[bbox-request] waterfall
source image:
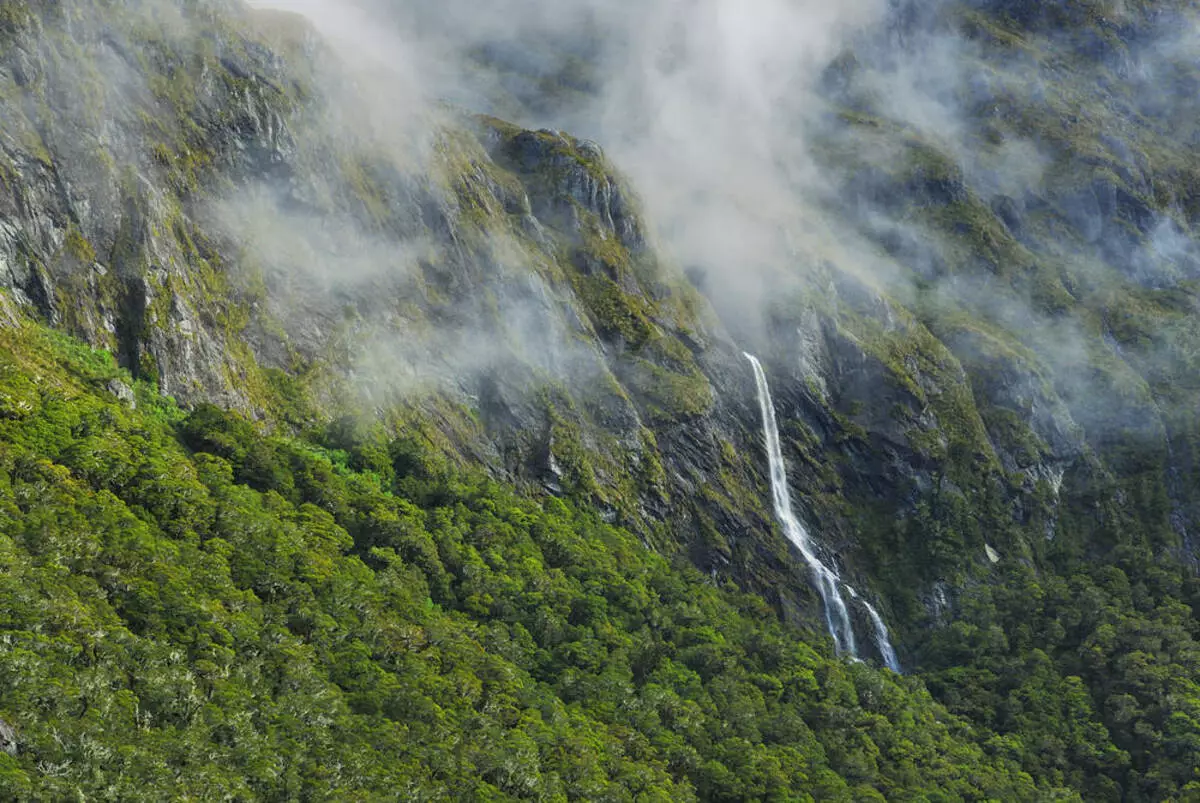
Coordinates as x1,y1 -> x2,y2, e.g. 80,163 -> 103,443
862,600 -> 902,673
744,353 -> 901,671
744,353 -> 857,658
846,586 -> 902,673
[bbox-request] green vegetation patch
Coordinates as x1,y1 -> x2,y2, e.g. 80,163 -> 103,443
0,304 -> 1071,801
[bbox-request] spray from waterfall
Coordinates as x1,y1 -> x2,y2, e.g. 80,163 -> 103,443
744,353 -> 901,671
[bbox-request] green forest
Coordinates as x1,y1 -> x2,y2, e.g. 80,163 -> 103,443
0,309 -> 1045,801
0,299 -> 1197,801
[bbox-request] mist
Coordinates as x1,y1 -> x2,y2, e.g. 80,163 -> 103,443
239,0 -> 891,343
228,0 -> 1200,463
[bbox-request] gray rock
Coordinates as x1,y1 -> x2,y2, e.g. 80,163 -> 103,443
106,379 -> 137,408
0,718 -> 17,756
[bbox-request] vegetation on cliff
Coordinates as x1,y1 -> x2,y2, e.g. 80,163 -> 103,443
0,305 -> 1066,801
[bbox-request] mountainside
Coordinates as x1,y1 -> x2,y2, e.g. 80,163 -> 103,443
1,0 -> 1200,799
0,312 -> 1062,800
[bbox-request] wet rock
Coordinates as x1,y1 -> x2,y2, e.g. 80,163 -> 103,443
990,194 -> 1024,237
0,718 -> 16,756
945,327 -> 1085,471
106,378 -> 137,408
909,164 -> 969,206
493,128 -> 643,252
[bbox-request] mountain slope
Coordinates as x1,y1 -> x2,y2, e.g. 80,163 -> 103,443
0,304 -> 1062,800
0,0 -> 1199,799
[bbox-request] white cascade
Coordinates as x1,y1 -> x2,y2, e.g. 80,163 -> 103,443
745,353 -> 902,670
744,353 -> 857,658
862,600 -> 902,673
846,586 -> 902,673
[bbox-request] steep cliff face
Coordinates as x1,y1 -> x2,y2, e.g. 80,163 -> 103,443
811,0 -> 1200,585
0,0 -> 296,409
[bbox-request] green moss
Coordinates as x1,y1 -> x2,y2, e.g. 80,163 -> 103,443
63,226 -> 96,264
957,8 -> 1033,48
981,407 -> 1048,468
708,437 -> 768,517
625,358 -> 713,422
0,1 -> 30,30
18,125 -> 53,168
636,427 -> 669,502
926,199 -> 1027,274
831,407 -> 870,445
52,268 -> 120,353
438,128 -> 527,221
579,215 -> 631,272
0,153 -> 13,192
573,274 -> 653,348
545,400 -> 599,498
839,306 -> 999,482
341,157 -> 390,226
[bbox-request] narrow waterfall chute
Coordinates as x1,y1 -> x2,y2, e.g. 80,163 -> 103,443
744,352 -> 901,671
744,352 -> 857,658
845,586 -> 901,673
862,600 -> 902,673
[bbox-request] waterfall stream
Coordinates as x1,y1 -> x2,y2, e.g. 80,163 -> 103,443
745,353 -> 900,671
862,600 -> 902,673
845,586 -> 902,673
